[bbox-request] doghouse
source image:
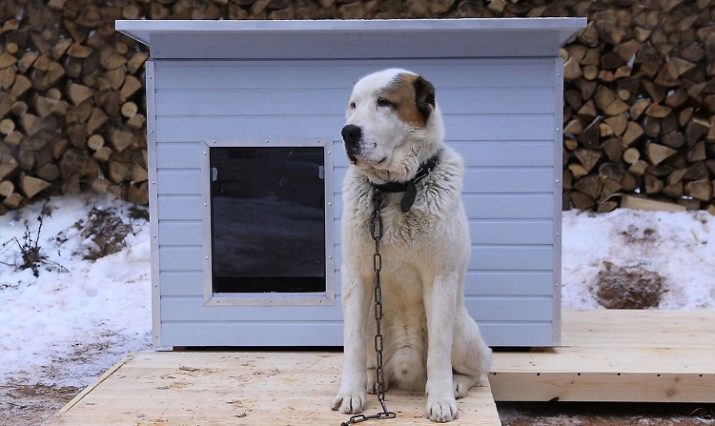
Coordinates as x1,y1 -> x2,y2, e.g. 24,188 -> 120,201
117,18 -> 585,348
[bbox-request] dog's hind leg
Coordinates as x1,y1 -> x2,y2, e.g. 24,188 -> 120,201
451,307 -> 492,399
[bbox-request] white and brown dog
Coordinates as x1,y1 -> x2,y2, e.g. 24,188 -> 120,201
332,69 -> 492,422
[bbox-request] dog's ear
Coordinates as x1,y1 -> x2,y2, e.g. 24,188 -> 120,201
414,76 -> 435,122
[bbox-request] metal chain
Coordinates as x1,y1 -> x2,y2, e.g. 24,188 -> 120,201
340,189 -> 396,426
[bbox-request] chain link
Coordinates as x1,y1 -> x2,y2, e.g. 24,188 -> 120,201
340,189 -> 396,425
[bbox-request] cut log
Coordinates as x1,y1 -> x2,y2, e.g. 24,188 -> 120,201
568,163 -> 589,178
88,134 -> 105,151
19,175 -> 51,199
570,190 -> 595,210
563,57 -> 582,81
111,129 -> 135,152
622,122 -> 644,147
575,149 -> 602,173
93,146 -> 113,162
645,103 -> 672,118
604,113 -> 627,136
685,117 -> 710,144
0,118 -> 15,135
67,83 -> 94,106
574,175 -> 602,199
119,76 -> 142,102
644,174 -> 664,194
121,101 -> 138,118
578,118 -> 601,149
0,180 -> 14,197
646,143 -> 677,166
630,98 -> 651,120
601,137 -> 622,162
685,179 -> 712,201
629,160 -> 648,176
2,192 -> 22,209
662,131 -> 686,149
86,108 -> 108,134
126,114 -> 146,130
623,147 -> 640,164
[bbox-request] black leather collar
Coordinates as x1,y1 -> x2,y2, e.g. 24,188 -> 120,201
371,150 -> 441,213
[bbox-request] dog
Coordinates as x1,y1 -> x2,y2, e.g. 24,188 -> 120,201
332,69 -> 492,422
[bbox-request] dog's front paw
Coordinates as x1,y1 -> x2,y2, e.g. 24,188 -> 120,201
331,389 -> 366,414
426,396 -> 458,422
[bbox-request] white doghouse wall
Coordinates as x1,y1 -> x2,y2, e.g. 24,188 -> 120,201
117,19 -> 585,348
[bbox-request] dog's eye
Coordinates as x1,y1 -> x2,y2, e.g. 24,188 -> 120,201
376,98 -> 396,109
349,102 -> 356,109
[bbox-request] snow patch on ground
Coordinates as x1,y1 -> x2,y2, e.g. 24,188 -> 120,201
0,194 -> 151,389
562,208 -> 715,310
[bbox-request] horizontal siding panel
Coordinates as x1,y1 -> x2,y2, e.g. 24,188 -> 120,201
156,143 -> 201,169
470,220 -> 553,245
156,87 -> 554,116
161,322 -> 344,346
334,245 -> 553,271
160,321 -> 551,347
159,246 -> 203,271
155,115 -> 553,143
162,297 -> 342,322
330,141 -> 556,169
158,222 -> 203,246
466,271 -> 553,296
449,142 -> 554,167
467,297 -> 552,322
159,271 -> 203,296
480,323 -> 553,347
471,246 -> 553,271
156,60 -> 555,90
332,270 -> 553,298
157,195 -> 202,220
333,220 -> 553,245
334,167 -> 554,194
161,295 -> 548,323
335,194 -> 554,220
157,170 -> 201,194
463,194 -> 554,219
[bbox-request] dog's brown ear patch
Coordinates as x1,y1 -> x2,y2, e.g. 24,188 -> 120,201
383,73 -> 435,128
413,76 -> 435,122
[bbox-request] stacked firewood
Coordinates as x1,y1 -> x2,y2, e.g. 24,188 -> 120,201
560,0 -> 715,212
0,0 -> 149,214
1,0 -> 714,213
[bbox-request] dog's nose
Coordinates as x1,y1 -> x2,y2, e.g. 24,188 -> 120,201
341,125 -> 362,146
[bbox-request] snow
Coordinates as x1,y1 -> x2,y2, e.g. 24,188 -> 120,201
0,194 -> 151,390
0,194 -> 713,423
562,208 -> 715,310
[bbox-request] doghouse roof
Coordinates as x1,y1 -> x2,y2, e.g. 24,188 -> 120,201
116,18 -> 586,60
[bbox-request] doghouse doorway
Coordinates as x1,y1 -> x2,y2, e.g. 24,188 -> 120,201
201,139 -> 335,306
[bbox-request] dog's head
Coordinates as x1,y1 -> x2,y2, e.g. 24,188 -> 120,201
342,69 -> 444,183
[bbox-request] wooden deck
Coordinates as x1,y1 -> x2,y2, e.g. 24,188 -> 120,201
51,310 -> 715,425
491,310 -> 715,402
50,352 -> 499,425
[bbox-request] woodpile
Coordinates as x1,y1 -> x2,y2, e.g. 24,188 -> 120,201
1,0 -> 714,214
558,0 -> 715,212
0,0 -> 149,214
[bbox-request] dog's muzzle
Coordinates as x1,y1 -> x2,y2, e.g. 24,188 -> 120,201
341,124 -> 362,163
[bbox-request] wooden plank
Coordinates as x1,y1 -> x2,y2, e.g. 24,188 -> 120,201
490,347 -> 715,402
51,351 -> 500,425
54,354 -> 134,417
620,195 -> 687,212
489,310 -> 715,402
562,310 -> 715,348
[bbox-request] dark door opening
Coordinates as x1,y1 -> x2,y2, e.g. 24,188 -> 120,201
209,146 -> 326,293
